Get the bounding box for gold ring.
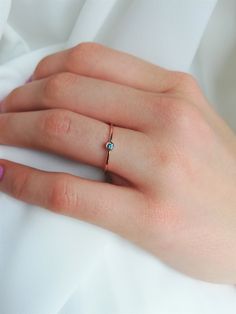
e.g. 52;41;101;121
104;123;114;172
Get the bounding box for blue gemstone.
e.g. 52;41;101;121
106;141;114;151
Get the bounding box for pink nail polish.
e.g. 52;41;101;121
26;75;33;84
0;165;4;181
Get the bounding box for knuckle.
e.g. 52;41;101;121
158;97;202;133
67;42;103;71
172;102;203;133
43;74;63;100
48;176;78;213
148;95;183;125
11;170;30;200
5;87;20;107
43;73;76;101
34;56;49;78
147;94;169;118
171;103;212;145
169;100;195;126
40;109;72;140
175;71;199;90
147;94;207;139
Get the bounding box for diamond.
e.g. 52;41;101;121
106;141;114;151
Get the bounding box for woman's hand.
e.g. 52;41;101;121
1;42;236;283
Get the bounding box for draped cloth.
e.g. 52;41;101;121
0;0;236;313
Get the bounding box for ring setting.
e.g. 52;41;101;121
106;141;114;151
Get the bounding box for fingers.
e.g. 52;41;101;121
1;72;154;131
0;109;150;184
32;42;180;93
0;159;146;235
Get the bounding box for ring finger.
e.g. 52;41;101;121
0;109;150;185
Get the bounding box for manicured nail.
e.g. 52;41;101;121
0;165;4;181
26;75;33;84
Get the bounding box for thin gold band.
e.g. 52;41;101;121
104;123;114;172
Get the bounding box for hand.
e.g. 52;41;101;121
1;42;236;283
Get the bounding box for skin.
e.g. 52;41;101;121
0;42;236;283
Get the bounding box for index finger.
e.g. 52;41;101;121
32;42;180;93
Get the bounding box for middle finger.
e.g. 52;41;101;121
1;72;156;132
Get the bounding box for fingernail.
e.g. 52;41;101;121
26;75;33;84
0;165;5;181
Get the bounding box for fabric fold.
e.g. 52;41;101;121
0;0;11;40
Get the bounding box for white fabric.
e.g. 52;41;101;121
0;0;236;313
191;0;236;133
